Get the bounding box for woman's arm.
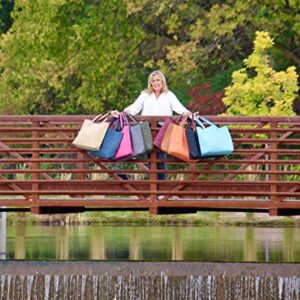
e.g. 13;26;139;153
169;91;190;115
124;92;145;115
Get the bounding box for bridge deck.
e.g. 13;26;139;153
0;115;299;216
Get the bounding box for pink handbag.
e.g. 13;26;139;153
114;113;133;160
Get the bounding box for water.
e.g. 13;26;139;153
1;224;300;299
4;224;300;262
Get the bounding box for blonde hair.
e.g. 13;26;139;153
145;70;168;94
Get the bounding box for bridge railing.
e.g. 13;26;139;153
0;115;299;216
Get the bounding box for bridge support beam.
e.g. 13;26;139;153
149;206;158;215
269;208;278;216
31;206;41;214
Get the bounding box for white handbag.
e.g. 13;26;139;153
72;112;110;151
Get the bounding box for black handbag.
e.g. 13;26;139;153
186;116;201;159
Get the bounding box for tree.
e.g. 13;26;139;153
0;0;143;114
222;31;299;116
126;0;299;94
187;84;225;115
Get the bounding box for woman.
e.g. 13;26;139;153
123;70;190;117
112;70;190;181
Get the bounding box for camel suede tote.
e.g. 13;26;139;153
72;111;110;151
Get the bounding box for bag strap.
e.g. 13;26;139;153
92;111;111;122
122;112;130;127
194;116;216;129
124;112;139;125
198;116;215;127
111;114;122;131
187;113;197;131
178;112;191;127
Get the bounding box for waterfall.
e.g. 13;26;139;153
0;273;299;299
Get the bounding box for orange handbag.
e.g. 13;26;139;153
161;114;191;162
160;114;184;152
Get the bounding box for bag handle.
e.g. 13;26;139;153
194;116;216;129
187;113;197;131
92;111;111;122
124;112;139;125
121;112;130;128
178;112;191;127
198;116;216;127
111;114;122;130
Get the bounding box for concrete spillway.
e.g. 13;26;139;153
0;261;299;299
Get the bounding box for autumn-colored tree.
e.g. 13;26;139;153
223;31;299;116
187;84;225;115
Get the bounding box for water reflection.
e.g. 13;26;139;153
5;225;300;262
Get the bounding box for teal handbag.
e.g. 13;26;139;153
195;116;234;156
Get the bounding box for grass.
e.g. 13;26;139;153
5;211;300;227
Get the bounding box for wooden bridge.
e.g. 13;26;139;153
0;115;299;216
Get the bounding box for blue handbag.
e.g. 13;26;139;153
89;116;123;160
195;116;234;156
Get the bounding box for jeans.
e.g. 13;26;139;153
117;152;166;181
157;152;166;180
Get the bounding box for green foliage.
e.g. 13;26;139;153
0;1;299;114
223;31;299;116
0;0;143;114
127;0;300;97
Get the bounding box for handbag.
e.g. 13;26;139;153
114;113;133;160
186;115;201;159
153;115;183;149
140;121;153;152
195;116;234;156
161;114;191;162
126;113;147;157
153;117;173;149
89;116;123;160
72;111;110;151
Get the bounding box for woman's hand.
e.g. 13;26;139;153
123;108;131;114
111;110;120;118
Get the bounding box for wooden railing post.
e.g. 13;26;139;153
31;120;40;214
269;121;278;216
149;120;158;214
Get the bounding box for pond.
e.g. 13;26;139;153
3;224;300;262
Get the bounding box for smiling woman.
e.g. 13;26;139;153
123;70;190;117
118;70;191;185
